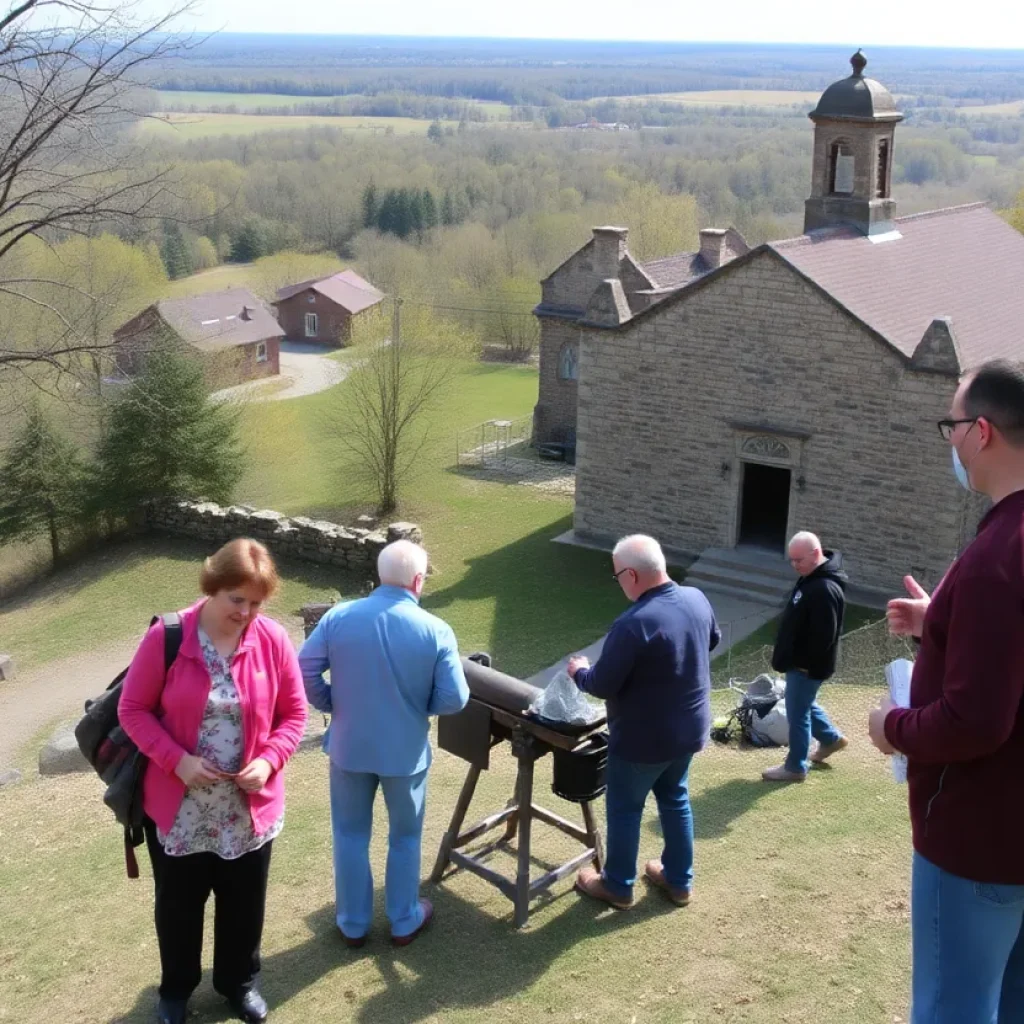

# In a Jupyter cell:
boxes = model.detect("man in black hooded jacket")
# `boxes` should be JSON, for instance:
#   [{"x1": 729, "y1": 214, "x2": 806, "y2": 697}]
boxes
[{"x1": 762, "y1": 531, "x2": 849, "y2": 782}]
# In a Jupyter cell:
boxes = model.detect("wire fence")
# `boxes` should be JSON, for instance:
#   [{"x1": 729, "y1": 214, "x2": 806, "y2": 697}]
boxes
[
  {"x1": 711, "y1": 613, "x2": 914, "y2": 691},
  {"x1": 454, "y1": 414, "x2": 575, "y2": 495}
]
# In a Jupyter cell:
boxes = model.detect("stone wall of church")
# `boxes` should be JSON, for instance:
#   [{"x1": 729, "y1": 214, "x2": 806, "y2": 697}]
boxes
[
  {"x1": 573, "y1": 250, "x2": 966, "y2": 594},
  {"x1": 533, "y1": 318, "x2": 580, "y2": 444}
]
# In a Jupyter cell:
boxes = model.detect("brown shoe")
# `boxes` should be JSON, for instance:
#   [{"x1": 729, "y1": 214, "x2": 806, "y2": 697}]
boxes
[
  {"x1": 392, "y1": 898, "x2": 433, "y2": 947},
  {"x1": 644, "y1": 859, "x2": 691, "y2": 907},
  {"x1": 811, "y1": 736, "x2": 849, "y2": 764},
  {"x1": 574, "y1": 865, "x2": 633, "y2": 910},
  {"x1": 762, "y1": 765, "x2": 807, "y2": 782}
]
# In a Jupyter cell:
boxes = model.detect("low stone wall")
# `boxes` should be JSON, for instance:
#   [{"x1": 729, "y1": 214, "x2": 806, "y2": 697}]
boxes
[{"x1": 147, "y1": 500, "x2": 422, "y2": 574}]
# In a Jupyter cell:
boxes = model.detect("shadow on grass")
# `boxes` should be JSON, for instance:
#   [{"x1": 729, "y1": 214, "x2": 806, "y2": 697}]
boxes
[
  {"x1": 111, "y1": 888, "x2": 648, "y2": 1024},
  {"x1": 423, "y1": 516, "x2": 649, "y2": 679},
  {"x1": 644, "y1": 777, "x2": 775, "y2": 842}
]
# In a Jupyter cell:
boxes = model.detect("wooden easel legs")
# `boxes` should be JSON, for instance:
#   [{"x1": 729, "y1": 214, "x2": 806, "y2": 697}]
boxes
[{"x1": 431, "y1": 753, "x2": 604, "y2": 927}]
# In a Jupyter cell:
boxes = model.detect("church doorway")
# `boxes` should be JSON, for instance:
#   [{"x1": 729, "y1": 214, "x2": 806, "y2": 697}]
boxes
[{"x1": 738, "y1": 462, "x2": 791, "y2": 552}]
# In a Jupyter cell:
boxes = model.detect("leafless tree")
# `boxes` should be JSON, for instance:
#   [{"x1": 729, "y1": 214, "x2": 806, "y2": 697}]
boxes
[
  {"x1": 337, "y1": 299, "x2": 465, "y2": 514},
  {"x1": 0, "y1": 0, "x2": 195, "y2": 377}
]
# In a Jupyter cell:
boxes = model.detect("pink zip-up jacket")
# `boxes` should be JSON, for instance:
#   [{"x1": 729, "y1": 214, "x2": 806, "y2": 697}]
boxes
[{"x1": 119, "y1": 600, "x2": 308, "y2": 835}]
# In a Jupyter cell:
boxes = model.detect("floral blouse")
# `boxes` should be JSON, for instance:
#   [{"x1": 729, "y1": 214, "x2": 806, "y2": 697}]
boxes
[{"x1": 157, "y1": 628, "x2": 284, "y2": 859}]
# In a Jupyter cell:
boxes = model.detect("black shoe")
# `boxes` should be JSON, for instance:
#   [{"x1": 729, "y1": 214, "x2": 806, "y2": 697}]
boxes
[
  {"x1": 156, "y1": 997, "x2": 188, "y2": 1024},
  {"x1": 227, "y1": 988, "x2": 268, "y2": 1024}
]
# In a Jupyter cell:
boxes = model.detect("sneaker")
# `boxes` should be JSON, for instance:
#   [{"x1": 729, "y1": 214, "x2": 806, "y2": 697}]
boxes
[
  {"x1": 811, "y1": 736, "x2": 849, "y2": 764},
  {"x1": 762, "y1": 765, "x2": 807, "y2": 782},
  {"x1": 574, "y1": 865, "x2": 633, "y2": 910},
  {"x1": 644, "y1": 859, "x2": 691, "y2": 907}
]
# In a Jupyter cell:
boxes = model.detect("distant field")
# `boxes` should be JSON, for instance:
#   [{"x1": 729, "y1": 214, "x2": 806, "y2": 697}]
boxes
[
  {"x1": 153, "y1": 90, "x2": 516, "y2": 120},
  {"x1": 605, "y1": 89, "x2": 823, "y2": 107},
  {"x1": 154, "y1": 90, "x2": 343, "y2": 110},
  {"x1": 960, "y1": 99, "x2": 1024, "y2": 116},
  {"x1": 138, "y1": 112, "x2": 435, "y2": 139}
]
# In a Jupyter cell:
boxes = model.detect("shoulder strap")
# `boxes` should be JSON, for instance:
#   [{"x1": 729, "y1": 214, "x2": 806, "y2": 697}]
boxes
[{"x1": 150, "y1": 612, "x2": 183, "y2": 672}]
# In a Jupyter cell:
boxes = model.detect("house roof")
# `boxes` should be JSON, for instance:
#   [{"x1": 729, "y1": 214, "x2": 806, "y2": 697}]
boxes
[
  {"x1": 275, "y1": 270, "x2": 385, "y2": 314},
  {"x1": 641, "y1": 252, "x2": 706, "y2": 290},
  {"x1": 768, "y1": 203, "x2": 1024, "y2": 368},
  {"x1": 155, "y1": 288, "x2": 283, "y2": 353}
]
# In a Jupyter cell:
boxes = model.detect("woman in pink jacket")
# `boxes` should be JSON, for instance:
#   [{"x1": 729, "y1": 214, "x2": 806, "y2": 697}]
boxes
[{"x1": 120, "y1": 539, "x2": 307, "y2": 1024}]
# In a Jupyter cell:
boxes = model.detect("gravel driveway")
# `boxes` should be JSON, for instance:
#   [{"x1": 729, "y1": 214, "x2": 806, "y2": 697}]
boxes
[{"x1": 213, "y1": 341, "x2": 349, "y2": 403}]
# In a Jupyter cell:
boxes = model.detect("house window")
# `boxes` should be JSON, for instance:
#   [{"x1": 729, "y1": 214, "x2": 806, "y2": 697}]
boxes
[
  {"x1": 307, "y1": 293, "x2": 316, "y2": 303},
  {"x1": 828, "y1": 140, "x2": 855, "y2": 195},
  {"x1": 255, "y1": 342, "x2": 268, "y2": 363},
  {"x1": 305, "y1": 312, "x2": 318, "y2": 338},
  {"x1": 876, "y1": 138, "x2": 890, "y2": 198},
  {"x1": 558, "y1": 343, "x2": 578, "y2": 381}
]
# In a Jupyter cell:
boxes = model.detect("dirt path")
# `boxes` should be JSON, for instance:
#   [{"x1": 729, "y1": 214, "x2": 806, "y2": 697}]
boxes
[{"x1": 0, "y1": 640, "x2": 139, "y2": 770}]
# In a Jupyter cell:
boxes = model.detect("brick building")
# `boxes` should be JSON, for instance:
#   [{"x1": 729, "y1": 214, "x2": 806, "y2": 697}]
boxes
[
  {"x1": 533, "y1": 52, "x2": 1024, "y2": 594},
  {"x1": 114, "y1": 288, "x2": 283, "y2": 388},
  {"x1": 274, "y1": 270, "x2": 384, "y2": 347}
]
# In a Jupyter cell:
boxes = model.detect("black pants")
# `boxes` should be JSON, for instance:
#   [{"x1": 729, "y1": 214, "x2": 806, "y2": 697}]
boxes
[{"x1": 144, "y1": 820, "x2": 273, "y2": 1001}]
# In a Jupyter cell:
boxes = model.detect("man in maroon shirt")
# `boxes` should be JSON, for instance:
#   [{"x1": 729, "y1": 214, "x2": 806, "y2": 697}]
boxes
[{"x1": 868, "y1": 359, "x2": 1024, "y2": 1024}]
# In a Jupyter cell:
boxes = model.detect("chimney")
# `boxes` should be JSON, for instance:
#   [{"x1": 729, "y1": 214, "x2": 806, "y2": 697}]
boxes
[
  {"x1": 591, "y1": 226, "x2": 628, "y2": 281},
  {"x1": 699, "y1": 228, "x2": 728, "y2": 270},
  {"x1": 240, "y1": 305, "x2": 253, "y2": 321}
]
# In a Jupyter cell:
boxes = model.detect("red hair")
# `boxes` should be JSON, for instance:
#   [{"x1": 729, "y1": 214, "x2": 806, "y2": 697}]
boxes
[{"x1": 200, "y1": 538, "x2": 280, "y2": 599}]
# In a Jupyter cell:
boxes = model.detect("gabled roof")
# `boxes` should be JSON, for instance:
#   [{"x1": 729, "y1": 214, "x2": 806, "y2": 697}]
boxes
[
  {"x1": 768, "y1": 203, "x2": 1024, "y2": 368},
  {"x1": 275, "y1": 270, "x2": 385, "y2": 315},
  {"x1": 154, "y1": 288, "x2": 282, "y2": 353}
]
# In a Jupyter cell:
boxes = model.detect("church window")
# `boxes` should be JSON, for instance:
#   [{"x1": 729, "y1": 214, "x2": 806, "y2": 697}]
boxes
[
  {"x1": 828, "y1": 140, "x2": 855, "y2": 195},
  {"x1": 876, "y1": 138, "x2": 890, "y2": 198},
  {"x1": 558, "y1": 343, "x2": 578, "y2": 380}
]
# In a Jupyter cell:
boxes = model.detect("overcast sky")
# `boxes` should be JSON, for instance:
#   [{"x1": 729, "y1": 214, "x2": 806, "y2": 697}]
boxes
[{"x1": 166, "y1": 0, "x2": 1024, "y2": 50}]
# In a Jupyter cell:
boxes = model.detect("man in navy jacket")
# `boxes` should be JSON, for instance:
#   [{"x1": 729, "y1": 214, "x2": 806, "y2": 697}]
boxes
[{"x1": 568, "y1": 535, "x2": 720, "y2": 910}]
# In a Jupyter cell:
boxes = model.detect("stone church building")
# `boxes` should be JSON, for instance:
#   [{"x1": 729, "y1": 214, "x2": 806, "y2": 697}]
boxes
[{"x1": 533, "y1": 52, "x2": 1024, "y2": 594}]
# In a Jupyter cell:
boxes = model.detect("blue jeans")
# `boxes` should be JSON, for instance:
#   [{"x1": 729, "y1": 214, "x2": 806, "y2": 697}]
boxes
[
  {"x1": 603, "y1": 753, "x2": 694, "y2": 900},
  {"x1": 784, "y1": 669, "x2": 842, "y2": 774},
  {"x1": 912, "y1": 853, "x2": 1024, "y2": 1023},
  {"x1": 329, "y1": 762, "x2": 428, "y2": 939}
]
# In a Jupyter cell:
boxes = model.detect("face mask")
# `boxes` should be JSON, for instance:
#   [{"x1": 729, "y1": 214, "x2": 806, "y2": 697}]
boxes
[{"x1": 952, "y1": 446, "x2": 971, "y2": 491}]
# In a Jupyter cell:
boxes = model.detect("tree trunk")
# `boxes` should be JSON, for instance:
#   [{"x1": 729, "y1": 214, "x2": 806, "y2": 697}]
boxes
[{"x1": 47, "y1": 507, "x2": 61, "y2": 565}]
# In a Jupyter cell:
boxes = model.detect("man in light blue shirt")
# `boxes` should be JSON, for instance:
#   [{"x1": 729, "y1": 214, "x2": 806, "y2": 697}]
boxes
[{"x1": 298, "y1": 540, "x2": 468, "y2": 947}]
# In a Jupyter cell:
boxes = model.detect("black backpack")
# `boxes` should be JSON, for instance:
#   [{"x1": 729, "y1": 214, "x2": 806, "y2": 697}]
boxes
[{"x1": 75, "y1": 613, "x2": 183, "y2": 878}]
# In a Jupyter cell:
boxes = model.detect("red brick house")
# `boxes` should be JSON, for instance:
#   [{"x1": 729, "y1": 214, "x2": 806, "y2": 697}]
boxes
[
  {"x1": 113, "y1": 288, "x2": 283, "y2": 388},
  {"x1": 274, "y1": 270, "x2": 385, "y2": 347}
]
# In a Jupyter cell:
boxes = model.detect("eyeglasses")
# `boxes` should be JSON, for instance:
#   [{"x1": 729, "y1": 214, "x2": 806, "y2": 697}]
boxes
[
  {"x1": 937, "y1": 417, "x2": 978, "y2": 442},
  {"x1": 611, "y1": 568, "x2": 634, "y2": 582}
]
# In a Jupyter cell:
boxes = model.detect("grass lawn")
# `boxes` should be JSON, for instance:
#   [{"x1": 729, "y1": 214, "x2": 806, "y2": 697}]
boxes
[
  {"x1": 960, "y1": 99, "x2": 1024, "y2": 116},
  {"x1": 602, "y1": 90, "x2": 822, "y2": 108},
  {"x1": 0, "y1": 680, "x2": 911, "y2": 1024}
]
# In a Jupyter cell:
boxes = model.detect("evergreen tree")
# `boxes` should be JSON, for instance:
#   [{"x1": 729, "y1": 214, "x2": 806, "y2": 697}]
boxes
[
  {"x1": 230, "y1": 220, "x2": 269, "y2": 262},
  {"x1": 390, "y1": 189, "x2": 413, "y2": 239},
  {"x1": 421, "y1": 188, "x2": 439, "y2": 232},
  {"x1": 159, "y1": 220, "x2": 194, "y2": 280},
  {"x1": 92, "y1": 350, "x2": 244, "y2": 519},
  {"x1": 0, "y1": 403, "x2": 87, "y2": 564},
  {"x1": 426, "y1": 120, "x2": 443, "y2": 143},
  {"x1": 407, "y1": 188, "x2": 424, "y2": 238},
  {"x1": 440, "y1": 190, "x2": 457, "y2": 226},
  {"x1": 361, "y1": 183, "x2": 379, "y2": 229},
  {"x1": 376, "y1": 189, "x2": 398, "y2": 235}
]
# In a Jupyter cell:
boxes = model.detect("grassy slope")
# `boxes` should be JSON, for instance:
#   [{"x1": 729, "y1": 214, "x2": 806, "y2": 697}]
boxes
[{"x1": 0, "y1": 362, "x2": 625, "y2": 678}]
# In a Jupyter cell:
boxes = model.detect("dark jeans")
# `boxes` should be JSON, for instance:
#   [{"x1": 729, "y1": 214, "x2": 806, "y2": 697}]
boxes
[
  {"x1": 602, "y1": 753, "x2": 695, "y2": 900},
  {"x1": 784, "y1": 669, "x2": 842, "y2": 774},
  {"x1": 144, "y1": 820, "x2": 273, "y2": 1001}
]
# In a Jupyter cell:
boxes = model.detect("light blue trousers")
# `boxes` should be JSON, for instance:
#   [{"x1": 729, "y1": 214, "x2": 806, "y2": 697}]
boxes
[{"x1": 329, "y1": 762, "x2": 428, "y2": 939}]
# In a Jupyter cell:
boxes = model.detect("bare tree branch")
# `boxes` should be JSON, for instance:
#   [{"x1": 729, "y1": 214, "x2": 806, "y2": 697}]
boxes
[{"x1": 0, "y1": 0, "x2": 200, "y2": 378}]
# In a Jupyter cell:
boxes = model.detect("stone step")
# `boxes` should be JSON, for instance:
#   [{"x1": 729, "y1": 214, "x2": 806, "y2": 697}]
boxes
[
  {"x1": 686, "y1": 562, "x2": 792, "y2": 602},
  {"x1": 696, "y1": 546, "x2": 794, "y2": 583}
]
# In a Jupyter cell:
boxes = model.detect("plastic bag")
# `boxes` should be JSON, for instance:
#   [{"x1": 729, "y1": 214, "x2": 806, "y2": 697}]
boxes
[{"x1": 528, "y1": 670, "x2": 603, "y2": 726}]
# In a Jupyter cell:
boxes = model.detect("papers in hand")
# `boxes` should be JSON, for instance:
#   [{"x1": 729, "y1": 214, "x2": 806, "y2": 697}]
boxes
[{"x1": 884, "y1": 659, "x2": 913, "y2": 784}]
